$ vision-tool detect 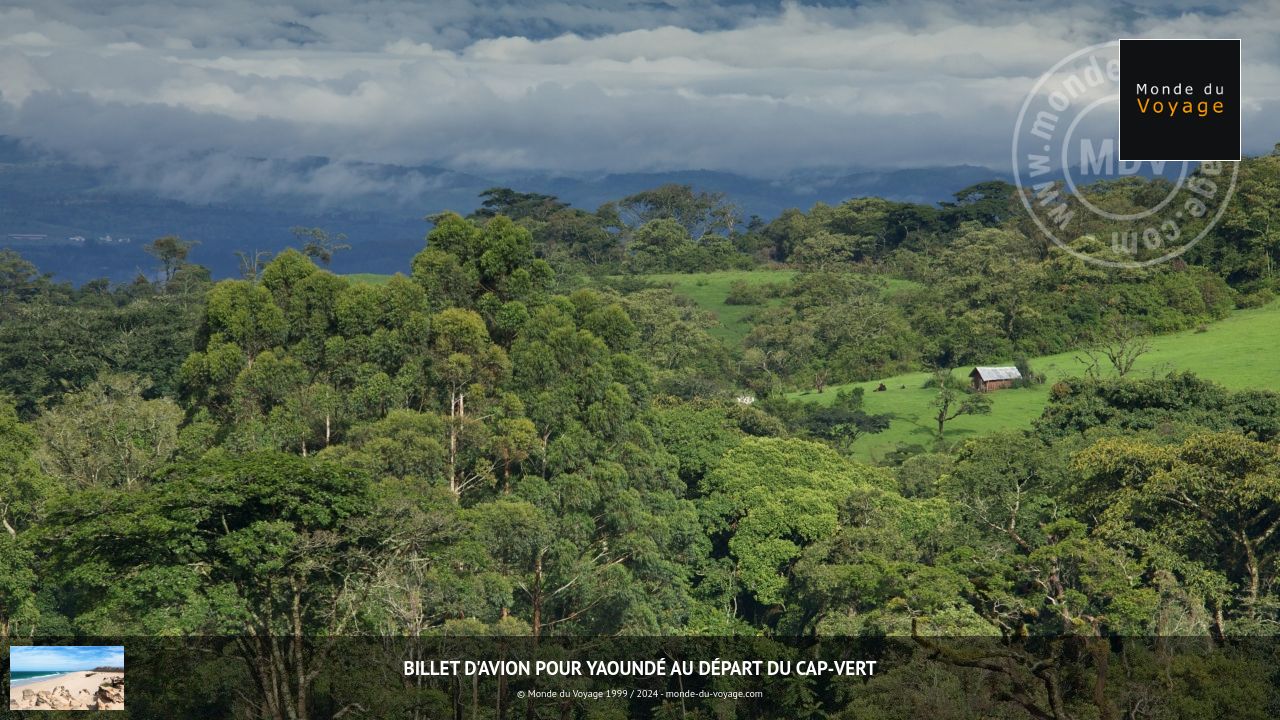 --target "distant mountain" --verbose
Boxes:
[0,137,1006,283]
